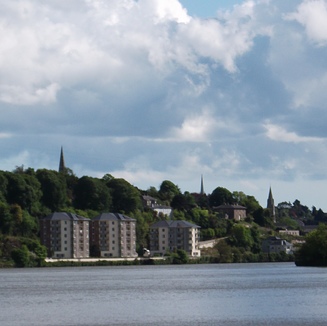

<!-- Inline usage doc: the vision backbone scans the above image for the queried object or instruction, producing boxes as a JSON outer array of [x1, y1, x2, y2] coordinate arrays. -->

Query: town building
[[213, 204, 247, 221], [142, 195, 173, 218], [150, 220, 201, 257], [90, 213, 138, 258], [261, 236, 293, 254], [40, 212, 90, 258], [278, 229, 300, 236]]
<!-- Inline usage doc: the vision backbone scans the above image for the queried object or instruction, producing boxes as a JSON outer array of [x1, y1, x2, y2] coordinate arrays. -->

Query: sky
[[1, 0, 327, 211]]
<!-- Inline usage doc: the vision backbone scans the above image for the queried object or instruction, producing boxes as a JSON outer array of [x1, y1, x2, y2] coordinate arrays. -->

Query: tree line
[[0, 165, 326, 266]]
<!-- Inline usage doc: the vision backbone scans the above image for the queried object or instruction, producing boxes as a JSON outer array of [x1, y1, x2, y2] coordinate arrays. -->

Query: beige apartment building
[[150, 220, 201, 257], [40, 212, 90, 258], [90, 213, 138, 258]]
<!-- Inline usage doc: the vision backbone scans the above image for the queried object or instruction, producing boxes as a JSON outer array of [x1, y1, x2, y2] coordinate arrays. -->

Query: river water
[[0, 262, 327, 326]]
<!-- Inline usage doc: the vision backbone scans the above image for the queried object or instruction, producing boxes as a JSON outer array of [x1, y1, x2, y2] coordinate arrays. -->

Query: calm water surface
[[1, 262, 327, 326]]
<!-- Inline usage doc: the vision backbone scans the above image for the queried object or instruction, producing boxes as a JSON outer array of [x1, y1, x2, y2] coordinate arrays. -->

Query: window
[[112, 228, 115, 231]]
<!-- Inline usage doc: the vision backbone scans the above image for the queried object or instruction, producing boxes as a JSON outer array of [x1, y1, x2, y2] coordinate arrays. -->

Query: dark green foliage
[[74, 176, 112, 211], [253, 207, 274, 228], [106, 178, 141, 213], [295, 224, 327, 266], [5, 172, 42, 214], [0, 202, 12, 234], [158, 180, 181, 203], [171, 192, 196, 211], [36, 169, 67, 211], [209, 187, 233, 207], [167, 249, 189, 264], [0, 171, 8, 202], [229, 224, 254, 250], [11, 245, 31, 267]]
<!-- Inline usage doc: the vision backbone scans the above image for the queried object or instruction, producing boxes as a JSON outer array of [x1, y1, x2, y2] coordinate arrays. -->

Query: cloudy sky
[[1, 0, 327, 210]]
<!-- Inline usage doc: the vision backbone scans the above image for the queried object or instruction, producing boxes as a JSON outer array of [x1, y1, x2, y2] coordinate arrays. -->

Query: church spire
[[200, 174, 204, 195], [267, 186, 276, 223], [59, 146, 66, 173]]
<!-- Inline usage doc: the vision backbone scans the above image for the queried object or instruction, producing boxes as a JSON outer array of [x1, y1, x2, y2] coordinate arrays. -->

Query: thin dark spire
[[200, 174, 204, 195], [59, 146, 66, 173], [267, 186, 276, 222]]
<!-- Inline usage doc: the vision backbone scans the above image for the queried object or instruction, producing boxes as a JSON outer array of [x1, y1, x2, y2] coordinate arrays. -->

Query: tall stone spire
[[59, 146, 66, 173], [267, 186, 276, 223], [200, 174, 204, 195]]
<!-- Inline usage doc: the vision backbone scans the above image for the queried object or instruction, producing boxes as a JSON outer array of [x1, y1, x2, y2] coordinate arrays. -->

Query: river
[[1, 262, 326, 325]]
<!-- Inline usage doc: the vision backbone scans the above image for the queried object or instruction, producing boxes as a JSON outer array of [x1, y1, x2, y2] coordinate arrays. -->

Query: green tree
[[169, 249, 189, 264], [158, 180, 181, 203], [106, 178, 141, 213], [20, 211, 38, 237], [295, 224, 327, 266], [215, 240, 233, 263], [74, 176, 112, 211], [0, 171, 8, 202], [10, 204, 23, 236], [36, 169, 67, 211], [209, 187, 233, 207], [229, 224, 254, 250], [27, 240, 47, 267], [11, 245, 31, 267], [5, 172, 42, 214], [0, 202, 12, 234]]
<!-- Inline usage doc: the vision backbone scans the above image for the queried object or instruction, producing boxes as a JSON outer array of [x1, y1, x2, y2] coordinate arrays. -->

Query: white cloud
[[264, 123, 322, 143], [286, 0, 327, 46], [2, 0, 327, 211], [169, 110, 218, 142]]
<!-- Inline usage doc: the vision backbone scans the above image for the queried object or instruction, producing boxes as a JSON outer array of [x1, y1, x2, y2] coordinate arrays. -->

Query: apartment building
[[40, 212, 90, 258], [150, 220, 201, 257], [90, 213, 138, 258]]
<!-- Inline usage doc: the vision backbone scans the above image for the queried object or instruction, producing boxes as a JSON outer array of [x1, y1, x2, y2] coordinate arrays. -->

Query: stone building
[[214, 204, 247, 221]]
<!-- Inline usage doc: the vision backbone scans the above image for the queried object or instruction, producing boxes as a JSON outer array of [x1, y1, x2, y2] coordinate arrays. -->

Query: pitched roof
[[92, 212, 136, 222], [42, 212, 89, 221], [214, 204, 246, 209], [150, 220, 200, 229]]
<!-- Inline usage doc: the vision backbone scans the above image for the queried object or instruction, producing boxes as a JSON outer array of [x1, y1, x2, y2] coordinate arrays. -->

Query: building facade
[[150, 220, 201, 257], [40, 212, 90, 258], [261, 236, 293, 254], [90, 213, 138, 258], [214, 204, 247, 221]]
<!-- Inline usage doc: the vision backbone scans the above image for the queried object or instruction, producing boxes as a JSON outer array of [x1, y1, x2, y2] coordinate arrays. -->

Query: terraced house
[[150, 220, 201, 257], [40, 212, 90, 258]]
